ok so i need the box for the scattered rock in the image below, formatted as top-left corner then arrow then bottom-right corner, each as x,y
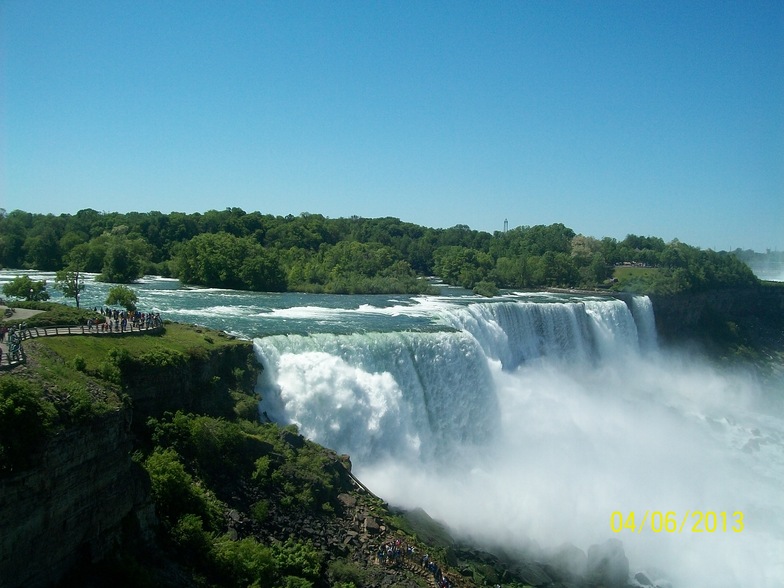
338,493 -> 357,508
364,516 -> 381,535
280,429 -> 305,449
634,571 -> 654,585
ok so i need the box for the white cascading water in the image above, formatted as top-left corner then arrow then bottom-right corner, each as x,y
256,330 -> 499,462
629,295 -> 658,351
256,295 -> 784,587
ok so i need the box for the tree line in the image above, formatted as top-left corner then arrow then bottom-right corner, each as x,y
0,208 -> 758,295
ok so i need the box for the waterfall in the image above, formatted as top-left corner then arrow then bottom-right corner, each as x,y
252,292 -> 782,587
436,295 -> 655,370
255,295 -> 658,459
629,295 -> 658,351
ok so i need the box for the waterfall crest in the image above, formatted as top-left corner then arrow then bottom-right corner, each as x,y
255,295 -> 656,459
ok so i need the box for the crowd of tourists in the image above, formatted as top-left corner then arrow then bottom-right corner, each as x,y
376,538 -> 455,588
88,307 -> 162,333
0,324 -> 24,364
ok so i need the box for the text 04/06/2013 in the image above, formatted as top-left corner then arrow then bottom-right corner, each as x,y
610,511 -> 744,534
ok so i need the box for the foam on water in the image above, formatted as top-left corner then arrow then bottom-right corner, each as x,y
256,329 -> 499,461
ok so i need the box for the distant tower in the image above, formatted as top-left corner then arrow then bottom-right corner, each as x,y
504,218 -> 508,233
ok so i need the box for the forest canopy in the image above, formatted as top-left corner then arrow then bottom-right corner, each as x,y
0,208 -> 759,295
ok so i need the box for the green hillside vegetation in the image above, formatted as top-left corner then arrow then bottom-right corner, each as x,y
0,315 -> 245,474
0,208 -> 759,295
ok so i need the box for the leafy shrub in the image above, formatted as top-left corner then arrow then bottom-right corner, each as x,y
93,346 -> 131,383
328,559 -> 367,586
148,411 -> 269,488
213,536 -> 277,587
186,346 -> 208,361
71,355 -> 87,372
252,455 -> 272,485
143,447 -> 222,528
60,382 -> 108,422
250,499 -> 269,523
272,538 -> 321,580
109,347 -> 131,366
279,577 -> 313,588
170,513 -> 214,563
138,346 -> 186,369
232,390 -> 261,421
97,360 -> 122,384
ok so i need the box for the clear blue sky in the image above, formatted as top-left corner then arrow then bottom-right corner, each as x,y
2,1 -> 782,251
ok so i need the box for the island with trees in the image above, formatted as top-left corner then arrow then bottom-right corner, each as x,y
0,208 -> 762,296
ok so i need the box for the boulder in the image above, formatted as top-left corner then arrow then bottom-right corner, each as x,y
586,538 -> 629,587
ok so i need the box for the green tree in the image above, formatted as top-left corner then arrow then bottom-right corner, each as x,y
23,228 -> 62,270
105,285 -> 138,311
98,236 -> 146,283
0,210 -> 31,268
213,536 -> 277,586
534,251 -> 579,287
433,246 -> 493,288
175,232 -> 286,292
2,275 -> 50,301
68,240 -> 107,273
54,268 -> 86,308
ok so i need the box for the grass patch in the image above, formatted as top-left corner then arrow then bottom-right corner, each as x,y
612,266 -> 662,282
35,323 -> 245,375
612,266 -> 667,294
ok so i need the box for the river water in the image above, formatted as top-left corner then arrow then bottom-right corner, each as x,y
2,270 -> 783,587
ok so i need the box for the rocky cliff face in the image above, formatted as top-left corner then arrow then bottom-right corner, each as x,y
650,285 -> 784,350
0,409 -> 153,588
0,340 -> 257,588
121,342 -> 258,423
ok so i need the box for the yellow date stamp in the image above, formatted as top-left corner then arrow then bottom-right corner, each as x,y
610,511 -> 744,533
